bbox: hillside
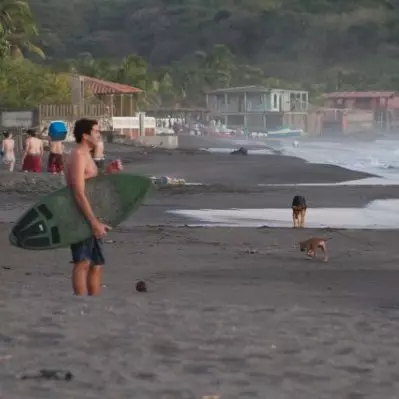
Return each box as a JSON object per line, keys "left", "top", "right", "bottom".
{"left": 1, "top": 0, "right": 398, "bottom": 109}
{"left": 29, "top": 0, "right": 399, "bottom": 85}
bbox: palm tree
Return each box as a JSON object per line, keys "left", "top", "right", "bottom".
{"left": 0, "top": 0, "right": 44, "bottom": 58}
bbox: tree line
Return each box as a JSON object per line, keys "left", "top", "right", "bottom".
{"left": 1, "top": 0, "right": 399, "bottom": 109}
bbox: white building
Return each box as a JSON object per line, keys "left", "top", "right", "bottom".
{"left": 206, "top": 86, "right": 309, "bottom": 131}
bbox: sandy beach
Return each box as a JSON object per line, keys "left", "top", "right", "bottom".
{"left": 1, "top": 144, "right": 399, "bottom": 398}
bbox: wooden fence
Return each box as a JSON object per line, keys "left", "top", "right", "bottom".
{"left": 283, "top": 111, "right": 322, "bottom": 136}
{"left": 38, "top": 103, "right": 107, "bottom": 120}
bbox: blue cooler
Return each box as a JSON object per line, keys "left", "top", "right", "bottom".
{"left": 48, "top": 120, "right": 67, "bottom": 141}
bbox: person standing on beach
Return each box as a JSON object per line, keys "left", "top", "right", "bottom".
{"left": 67, "top": 118, "right": 122, "bottom": 296}
{"left": 1, "top": 131, "right": 16, "bottom": 172}
{"left": 22, "top": 129, "right": 43, "bottom": 172}
{"left": 47, "top": 136, "right": 64, "bottom": 174}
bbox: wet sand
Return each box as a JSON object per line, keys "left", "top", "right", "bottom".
{"left": 1, "top": 145, "right": 399, "bottom": 398}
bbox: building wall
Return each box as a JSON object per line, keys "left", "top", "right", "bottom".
{"left": 224, "top": 94, "right": 242, "bottom": 113}
{"left": 226, "top": 114, "right": 244, "bottom": 127}
{"left": 288, "top": 92, "right": 308, "bottom": 111}
{"left": 324, "top": 97, "right": 389, "bottom": 111}
{"left": 247, "top": 93, "right": 270, "bottom": 112}
{"left": 321, "top": 108, "right": 375, "bottom": 134}
{"left": 276, "top": 111, "right": 322, "bottom": 135}
{"left": 343, "top": 110, "right": 374, "bottom": 133}
{"left": 112, "top": 115, "right": 156, "bottom": 138}
{"left": 281, "top": 92, "right": 291, "bottom": 111}
{"left": 247, "top": 114, "right": 264, "bottom": 129}
{"left": 97, "top": 94, "right": 139, "bottom": 116}
{"left": 207, "top": 89, "right": 309, "bottom": 114}
{"left": 265, "top": 113, "right": 284, "bottom": 130}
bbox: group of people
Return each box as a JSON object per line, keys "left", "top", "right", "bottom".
{"left": 0, "top": 127, "right": 106, "bottom": 174}
{"left": 1, "top": 129, "right": 45, "bottom": 173}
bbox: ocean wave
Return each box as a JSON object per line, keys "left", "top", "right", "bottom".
{"left": 168, "top": 199, "right": 399, "bottom": 228}
{"left": 279, "top": 139, "right": 399, "bottom": 179}
{"left": 204, "top": 138, "right": 399, "bottom": 181}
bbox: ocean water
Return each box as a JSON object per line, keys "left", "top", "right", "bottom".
{"left": 171, "top": 135, "right": 399, "bottom": 228}
{"left": 204, "top": 136, "right": 399, "bottom": 183}
{"left": 279, "top": 137, "right": 399, "bottom": 184}
{"left": 169, "top": 200, "right": 399, "bottom": 229}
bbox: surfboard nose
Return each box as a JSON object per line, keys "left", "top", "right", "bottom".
{"left": 9, "top": 231, "right": 18, "bottom": 246}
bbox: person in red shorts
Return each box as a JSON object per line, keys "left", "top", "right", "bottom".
{"left": 47, "top": 136, "right": 64, "bottom": 174}
{"left": 22, "top": 129, "right": 43, "bottom": 172}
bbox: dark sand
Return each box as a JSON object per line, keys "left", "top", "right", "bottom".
{"left": 1, "top": 145, "right": 399, "bottom": 398}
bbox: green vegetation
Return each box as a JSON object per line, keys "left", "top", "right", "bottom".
{"left": 1, "top": 0, "right": 399, "bottom": 108}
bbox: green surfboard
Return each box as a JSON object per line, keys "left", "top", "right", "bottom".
{"left": 9, "top": 173, "right": 152, "bottom": 250}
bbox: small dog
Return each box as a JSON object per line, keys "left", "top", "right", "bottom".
{"left": 292, "top": 195, "right": 307, "bottom": 228}
{"left": 298, "top": 237, "right": 329, "bottom": 262}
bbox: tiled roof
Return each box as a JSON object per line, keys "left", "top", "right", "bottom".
{"left": 80, "top": 75, "right": 142, "bottom": 94}
{"left": 323, "top": 91, "right": 396, "bottom": 99}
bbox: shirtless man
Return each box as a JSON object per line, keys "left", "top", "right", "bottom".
{"left": 22, "top": 129, "right": 43, "bottom": 172}
{"left": 47, "top": 136, "right": 64, "bottom": 174}
{"left": 67, "top": 118, "right": 122, "bottom": 296}
{"left": 92, "top": 135, "right": 105, "bottom": 170}
{"left": 1, "top": 131, "right": 16, "bottom": 172}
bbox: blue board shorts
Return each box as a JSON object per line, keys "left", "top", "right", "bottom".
{"left": 70, "top": 236, "right": 105, "bottom": 266}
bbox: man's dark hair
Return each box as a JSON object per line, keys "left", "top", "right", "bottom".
{"left": 73, "top": 118, "right": 98, "bottom": 143}
{"left": 26, "top": 129, "right": 36, "bottom": 137}
{"left": 3, "top": 131, "right": 10, "bottom": 138}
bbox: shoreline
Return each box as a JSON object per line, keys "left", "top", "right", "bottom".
{"left": 0, "top": 146, "right": 375, "bottom": 191}
{"left": 0, "top": 146, "right": 397, "bottom": 227}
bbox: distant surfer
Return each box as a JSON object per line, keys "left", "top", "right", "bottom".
{"left": 22, "top": 129, "right": 43, "bottom": 172}
{"left": 230, "top": 146, "right": 248, "bottom": 155}
{"left": 47, "top": 135, "right": 64, "bottom": 174}
{"left": 67, "top": 118, "right": 122, "bottom": 296}
{"left": 1, "top": 131, "right": 16, "bottom": 172}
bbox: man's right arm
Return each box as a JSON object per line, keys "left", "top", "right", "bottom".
{"left": 69, "top": 151, "right": 98, "bottom": 227}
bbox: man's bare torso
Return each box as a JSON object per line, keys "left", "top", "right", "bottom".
{"left": 50, "top": 140, "right": 63, "bottom": 154}
{"left": 2, "top": 138, "right": 14, "bottom": 155}
{"left": 26, "top": 137, "right": 43, "bottom": 155}
{"left": 66, "top": 147, "right": 98, "bottom": 185}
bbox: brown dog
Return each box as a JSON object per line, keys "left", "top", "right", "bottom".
{"left": 292, "top": 195, "right": 307, "bottom": 228}
{"left": 298, "top": 237, "right": 329, "bottom": 261}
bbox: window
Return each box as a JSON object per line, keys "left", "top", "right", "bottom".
{"left": 216, "top": 94, "right": 224, "bottom": 105}
{"left": 355, "top": 98, "right": 372, "bottom": 109}
{"left": 273, "top": 94, "right": 278, "bottom": 109}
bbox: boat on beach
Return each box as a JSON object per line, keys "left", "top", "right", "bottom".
{"left": 265, "top": 127, "right": 304, "bottom": 138}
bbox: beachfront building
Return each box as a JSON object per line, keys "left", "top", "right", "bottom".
{"left": 321, "top": 91, "right": 399, "bottom": 132}
{"left": 322, "top": 91, "right": 399, "bottom": 110}
{"left": 205, "top": 86, "right": 309, "bottom": 131}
